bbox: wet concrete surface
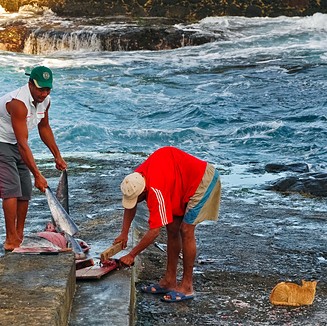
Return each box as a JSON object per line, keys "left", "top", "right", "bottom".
{"left": 67, "top": 212, "right": 135, "bottom": 326}
{"left": 69, "top": 268, "right": 134, "bottom": 326}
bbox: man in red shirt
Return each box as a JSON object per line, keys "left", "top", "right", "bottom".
{"left": 114, "top": 146, "right": 221, "bottom": 303}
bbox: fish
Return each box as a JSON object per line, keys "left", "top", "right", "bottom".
{"left": 15, "top": 234, "right": 63, "bottom": 251}
{"left": 15, "top": 227, "right": 88, "bottom": 259}
{"left": 65, "top": 233, "right": 86, "bottom": 260}
{"left": 14, "top": 171, "right": 88, "bottom": 258}
{"left": 13, "top": 232, "right": 69, "bottom": 255}
{"left": 53, "top": 170, "right": 90, "bottom": 259}
{"left": 56, "top": 169, "right": 70, "bottom": 214}
{"left": 45, "top": 186, "right": 79, "bottom": 236}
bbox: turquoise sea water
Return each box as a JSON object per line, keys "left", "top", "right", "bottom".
{"left": 0, "top": 9, "right": 327, "bottom": 219}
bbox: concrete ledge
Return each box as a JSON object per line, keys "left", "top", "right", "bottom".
{"left": 0, "top": 252, "right": 75, "bottom": 326}
{"left": 70, "top": 267, "right": 134, "bottom": 325}
{"left": 0, "top": 228, "right": 138, "bottom": 325}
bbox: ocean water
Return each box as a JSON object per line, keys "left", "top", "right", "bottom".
{"left": 0, "top": 8, "right": 327, "bottom": 222}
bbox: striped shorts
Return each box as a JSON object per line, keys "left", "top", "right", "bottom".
{"left": 184, "top": 163, "right": 221, "bottom": 225}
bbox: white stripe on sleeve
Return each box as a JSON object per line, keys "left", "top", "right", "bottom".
{"left": 151, "top": 187, "right": 168, "bottom": 225}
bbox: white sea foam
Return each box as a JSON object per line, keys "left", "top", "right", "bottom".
{"left": 0, "top": 5, "right": 7, "bottom": 14}
{"left": 300, "top": 12, "right": 327, "bottom": 31}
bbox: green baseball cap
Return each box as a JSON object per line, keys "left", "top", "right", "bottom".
{"left": 25, "top": 66, "right": 53, "bottom": 89}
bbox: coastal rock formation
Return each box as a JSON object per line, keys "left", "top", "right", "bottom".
{"left": 0, "top": 16, "right": 224, "bottom": 53}
{"left": 265, "top": 163, "right": 309, "bottom": 174}
{"left": 265, "top": 170, "right": 327, "bottom": 197}
{"left": 264, "top": 162, "right": 327, "bottom": 197}
{"left": 0, "top": 25, "right": 29, "bottom": 52}
{"left": 0, "top": 0, "right": 326, "bottom": 53}
{"left": 1, "top": 0, "right": 326, "bottom": 20}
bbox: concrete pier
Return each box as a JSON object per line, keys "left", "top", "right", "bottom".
{"left": 0, "top": 252, "right": 75, "bottom": 326}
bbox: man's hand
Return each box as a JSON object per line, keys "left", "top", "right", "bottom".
{"left": 34, "top": 173, "right": 48, "bottom": 193}
{"left": 114, "top": 234, "right": 128, "bottom": 249}
{"left": 119, "top": 253, "right": 135, "bottom": 267}
{"left": 55, "top": 157, "right": 67, "bottom": 171}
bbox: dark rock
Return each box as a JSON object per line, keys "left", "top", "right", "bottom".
{"left": 245, "top": 5, "right": 263, "bottom": 17}
{"left": 0, "top": 0, "right": 326, "bottom": 19}
{"left": 266, "top": 176, "right": 299, "bottom": 191}
{"left": 226, "top": 4, "right": 243, "bottom": 16}
{"left": 0, "top": 25, "right": 30, "bottom": 52}
{"left": 265, "top": 163, "right": 309, "bottom": 173}
{"left": 265, "top": 172, "right": 327, "bottom": 197}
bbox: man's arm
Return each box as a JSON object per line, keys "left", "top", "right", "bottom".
{"left": 114, "top": 206, "right": 138, "bottom": 248}
{"left": 38, "top": 105, "right": 67, "bottom": 171}
{"left": 114, "top": 203, "right": 161, "bottom": 266}
{"left": 8, "top": 99, "right": 48, "bottom": 192}
{"left": 119, "top": 226, "right": 161, "bottom": 266}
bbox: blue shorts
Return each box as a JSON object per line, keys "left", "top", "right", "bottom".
{"left": 0, "top": 142, "right": 32, "bottom": 200}
{"left": 184, "top": 163, "right": 221, "bottom": 225}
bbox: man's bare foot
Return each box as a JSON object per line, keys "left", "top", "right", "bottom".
{"left": 4, "top": 240, "right": 21, "bottom": 251}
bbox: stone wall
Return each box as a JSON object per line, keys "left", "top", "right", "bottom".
{"left": 1, "top": 0, "right": 326, "bottom": 21}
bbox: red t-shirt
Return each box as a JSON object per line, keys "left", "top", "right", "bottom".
{"left": 135, "top": 146, "right": 206, "bottom": 229}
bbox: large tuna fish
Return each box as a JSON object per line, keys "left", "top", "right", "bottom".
{"left": 45, "top": 186, "right": 79, "bottom": 236}
{"left": 56, "top": 169, "right": 70, "bottom": 214}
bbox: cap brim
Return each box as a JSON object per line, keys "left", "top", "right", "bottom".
{"left": 33, "top": 79, "right": 52, "bottom": 89}
{"left": 122, "top": 197, "right": 138, "bottom": 209}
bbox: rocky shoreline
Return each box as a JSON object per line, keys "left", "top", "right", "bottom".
{"left": 0, "top": 12, "right": 224, "bottom": 53}
{"left": 1, "top": 0, "right": 327, "bottom": 20}
{"left": 0, "top": 0, "right": 326, "bottom": 53}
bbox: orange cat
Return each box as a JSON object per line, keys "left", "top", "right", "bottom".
{"left": 269, "top": 280, "right": 318, "bottom": 306}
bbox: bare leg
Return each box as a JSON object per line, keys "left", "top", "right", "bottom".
{"left": 16, "top": 199, "right": 29, "bottom": 240}
{"left": 162, "top": 221, "right": 196, "bottom": 301}
{"left": 2, "top": 198, "right": 22, "bottom": 250}
{"left": 177, "top": 221, "right": 196, "bottom": 295}
{"left": 158, "top": 216, "right": 183, "bottom": 289}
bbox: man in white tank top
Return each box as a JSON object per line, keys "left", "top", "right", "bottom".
{"left": 0, "top": 66, "right": 67, "bottom": 251}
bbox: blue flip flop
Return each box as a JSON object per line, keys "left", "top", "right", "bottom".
{"left": 141, "top": 283, "right": 170, "bottom": 294}
{"left": 160, "top": 290, "right": 194, "bottom": 303}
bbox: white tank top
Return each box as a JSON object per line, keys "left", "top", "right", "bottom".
{"left": 0, "top": 84, "right": 50, "bottom": 144}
